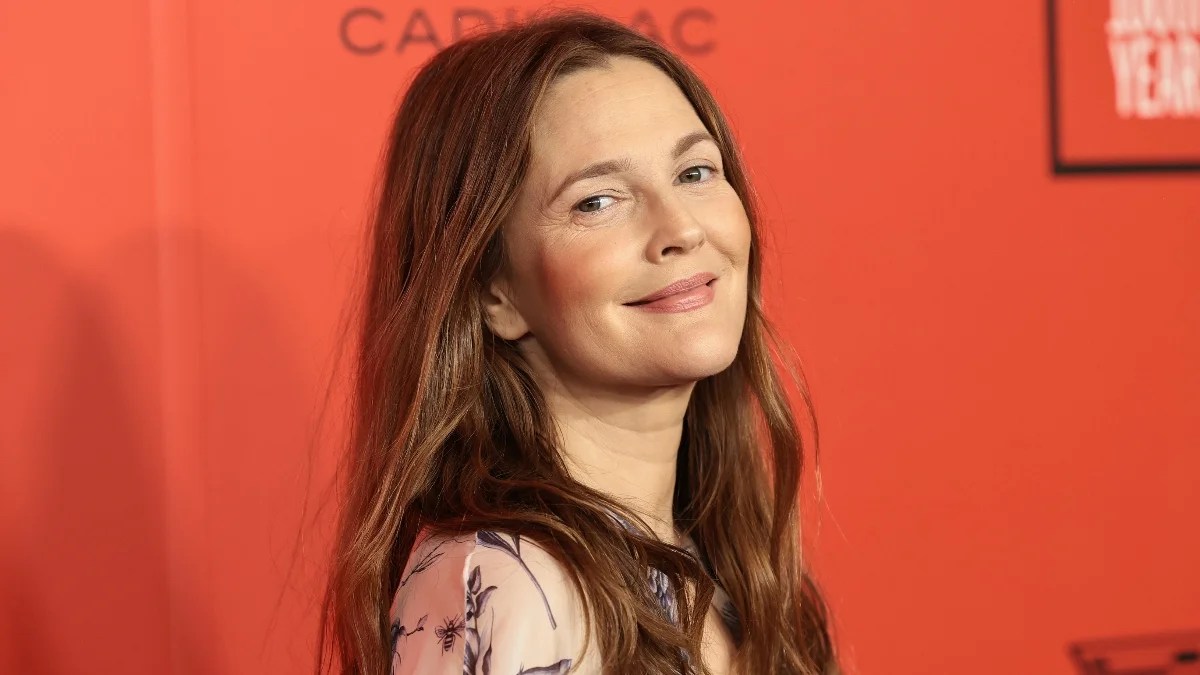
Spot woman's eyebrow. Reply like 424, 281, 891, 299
669, 130, 717, 161
547, 157, 635, 205
545, 130, 717, 204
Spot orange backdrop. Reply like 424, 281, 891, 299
2, 1, 1198, 674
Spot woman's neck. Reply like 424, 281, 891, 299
531, 365, 695, 546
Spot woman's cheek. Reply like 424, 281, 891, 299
720, 201, 753, 267
545, 236, 627, 305
536, 248, 606, 319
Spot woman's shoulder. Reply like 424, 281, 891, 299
389, 527, 597, 675
394, 528, 580, 606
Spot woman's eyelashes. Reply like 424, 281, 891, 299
571, 164, 720, 217
677, 164, 715, 184
576, 194, 616, 214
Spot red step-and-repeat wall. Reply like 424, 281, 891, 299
2, 1, 1197, 674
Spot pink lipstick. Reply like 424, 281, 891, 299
625, 272, 717, 313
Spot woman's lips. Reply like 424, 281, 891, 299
626, 278, 717, 313
627, 271, 718, 303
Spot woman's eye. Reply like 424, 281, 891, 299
679, 165, 714, 184
576, 195, 615, 214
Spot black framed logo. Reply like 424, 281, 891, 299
1046, 0, 1200, 174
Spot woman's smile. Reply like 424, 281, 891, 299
624, 272, 718, 313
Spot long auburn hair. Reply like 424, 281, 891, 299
316, 9, 836, 675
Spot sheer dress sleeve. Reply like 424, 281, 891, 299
388, 529, 598, 675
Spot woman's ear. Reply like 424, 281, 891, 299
480, 276, 530, 341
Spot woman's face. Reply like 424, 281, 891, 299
483, 55, 752, 390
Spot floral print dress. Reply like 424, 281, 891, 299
388, 522, 741, 674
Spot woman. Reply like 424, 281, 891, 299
317, 10, 837, 675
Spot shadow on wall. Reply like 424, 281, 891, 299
193, 228, 340, 675
0, 226, 225, 675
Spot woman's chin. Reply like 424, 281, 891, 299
651, 342, 740, 383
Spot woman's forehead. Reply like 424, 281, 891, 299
526, 57, 707, 173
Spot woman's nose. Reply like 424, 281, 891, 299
644, 191, 706, 262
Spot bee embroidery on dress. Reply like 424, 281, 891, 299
434, 614, 465, 652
